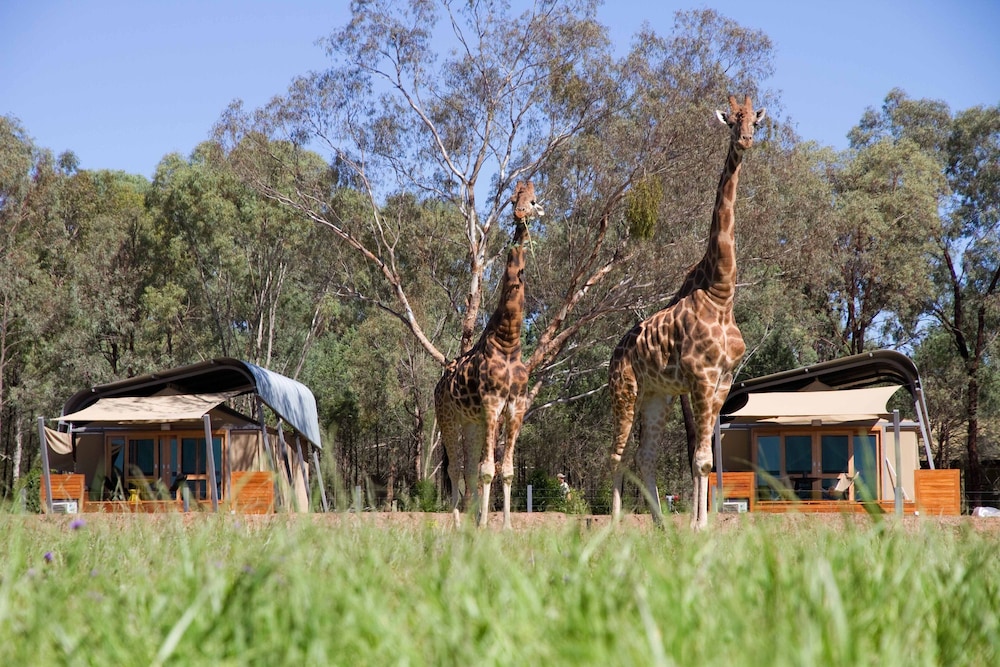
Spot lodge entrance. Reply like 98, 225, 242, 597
754, 429, 880, 501
107, 431, 224, 502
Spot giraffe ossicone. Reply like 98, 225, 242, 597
434, 181, 543, 529
608, 95, 764, 530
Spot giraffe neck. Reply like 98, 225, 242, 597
479, 222, 527, 356
703, 138, 744, 304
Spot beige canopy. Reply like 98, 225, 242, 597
59, 392, 235, 424
727, 385, 902, 424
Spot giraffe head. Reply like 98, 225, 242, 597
715, 95, 766, 150
510, 181, 545, 222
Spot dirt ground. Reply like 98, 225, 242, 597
294, 510, 1000, 534
33, 510, 1000, 534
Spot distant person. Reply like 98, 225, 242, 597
557, 472, 570, 500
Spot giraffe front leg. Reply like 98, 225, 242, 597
689, 384, 725, 531
499, 397, 527, 530
477, 405, 502, 529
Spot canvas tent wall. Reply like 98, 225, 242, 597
41, 358, 322, 513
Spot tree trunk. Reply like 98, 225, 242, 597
964, 361, 983, 505
12, 414, 24, 484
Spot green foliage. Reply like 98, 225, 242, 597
404, 478, 442, 512
624, 177, 663, 240
1, 515, 998, 665
560, 489, 591, 515
527, 468, 561, 513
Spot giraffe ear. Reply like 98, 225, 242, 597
715, 109, 729, 125
755, 108, 767, 123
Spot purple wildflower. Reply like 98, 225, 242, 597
70, 518, 86, 530
44, 551, 54, 563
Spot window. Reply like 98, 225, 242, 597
105, 431, 226, 502
753, 429, 879, 501
853, 434, 879, 501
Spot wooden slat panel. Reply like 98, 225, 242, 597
710, 472, 756, 512
914, 469, 961, 516
231, 471, 275, 514
40, 474, 86, 510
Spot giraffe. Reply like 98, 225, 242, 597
608, 95, 765, 530
434, 181, 544, 529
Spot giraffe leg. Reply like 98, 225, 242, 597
478, 402, 503, 528
689, 380, 727, 531
439, 418, 464, 528
464, 422, 484, 526
637, 394, 671, 526
500, 396, 527, 530
609, 369, 638, 521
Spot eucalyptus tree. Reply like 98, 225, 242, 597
849, 90, 1000, 502
216, 1, 780, 493
931, 102, 1000, 501
146, 142, 335, 374
0, 115, 48, 489
829, 95, 946, 354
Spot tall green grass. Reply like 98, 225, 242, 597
1, 513, 996, 666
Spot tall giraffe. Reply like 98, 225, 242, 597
608, 95, 765, 530
434, 181, 544, 529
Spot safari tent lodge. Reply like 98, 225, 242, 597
712, 350, 961, 516
39, 358, 325, 514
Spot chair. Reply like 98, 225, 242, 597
826, 472, 858, 500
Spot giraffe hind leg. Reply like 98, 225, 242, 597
610, 409, 634, 521
637, 394, 671, 526
439, 418, 464, 527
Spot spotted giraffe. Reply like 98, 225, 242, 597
434, 181, 544, 528
608, 95, 765, 530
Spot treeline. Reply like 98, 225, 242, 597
2, 3, 998, 507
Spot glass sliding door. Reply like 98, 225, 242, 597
753, 428, 879, 501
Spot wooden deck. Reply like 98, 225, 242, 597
43, 471, 277, 514
712, 469, 961, 516
756, 500, 917, 515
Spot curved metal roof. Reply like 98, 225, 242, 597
722, 349, 924, 416
61, 358, 322, 448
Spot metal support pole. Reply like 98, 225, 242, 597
294, 435, 310, 512
312, 449, 329, 512
276, 423, 298, 512
714, 416, 723, 510
893, 409, 902, 517
914, 390, 936, 469
203, 414, 219, 512
38, 417, 53, 514
527, 484, 533, 513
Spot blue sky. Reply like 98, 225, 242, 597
2, 0, 998, 180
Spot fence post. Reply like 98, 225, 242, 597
527, 484, 533, 513
354, 485, 362, 513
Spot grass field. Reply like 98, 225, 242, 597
1, 512, 997, 666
